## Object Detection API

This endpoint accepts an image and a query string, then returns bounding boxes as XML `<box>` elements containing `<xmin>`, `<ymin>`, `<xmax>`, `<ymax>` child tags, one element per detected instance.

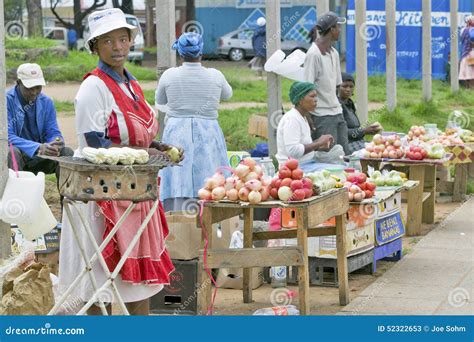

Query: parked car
<box><xmin>77</xmin><ymin>14</ymin><xmax>145</xmax><ymax>65</ymax></box>
<box><xmin>44</xmin><ymin>27</ymin><xmax>68</xmax><ymax>47</ymax></box>
<box><xmin>217</xmin><ymin>28</ymin><xmax>311</xmax><ymax>62</ymax></box>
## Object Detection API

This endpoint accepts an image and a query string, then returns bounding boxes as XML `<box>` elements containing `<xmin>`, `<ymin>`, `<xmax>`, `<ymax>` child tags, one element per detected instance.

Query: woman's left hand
<box><xmin>149</xmin><ymin>141</ymin><xmax>184</xmax><ymax>162</ymax></box>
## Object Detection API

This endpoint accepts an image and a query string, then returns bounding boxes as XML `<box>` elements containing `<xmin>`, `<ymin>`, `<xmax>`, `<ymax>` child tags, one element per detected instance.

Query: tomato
<box><xmin>366</xmin><ymin>182</ymin><xmax>376</xmax><ymax>191</ymax></box>
<box><xmin>358</xmin><ymin>182</ymin><xmax>367</xmax><ymax>190</ymax></box>
<box><xmin>356</xmin><ymin>173</ymin><xmax>367</xmax><ymax>184</ymax></box>
<box><xmin>364</xmin><ymin>190</ymin><xmax>372</xmax><ymax>198</ymax></box>
<box><xmin>413</xmin><ymin>152</ymin><xmax>422</xmax><ymax>160</ymax></box>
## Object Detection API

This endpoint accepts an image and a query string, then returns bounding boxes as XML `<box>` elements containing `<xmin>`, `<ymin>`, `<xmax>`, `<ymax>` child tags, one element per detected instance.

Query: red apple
<box><xmin>364</xmin><ymin>190</ymin><xmax>373</xmax><ymax>198</ymax></box>
<box><xmin>281</xmin><ymin>178</ymin><xmax>292</xmax><ymax>188</ymax></box>
<box><xmin>279</xmin><ymin>166</ymin><xmax>292</xmax><ymax>179</ymax></box>
<box><xmin>284</xmin><ymin>159</ymin><xmax>299</xmax><ymax>170</ymax></box>
<box><xmin>366</xmin><ymin>182</ymin><xmax>376</xmax><ymax>191</ymax></box>
<box><xmin>292</xmin><ymin>189</ymin><xmax>306</xmax><ymax>201</ymax></box>
<box><xmin>301</xmin><ymin>178</ymin><xmax>313</xmax><ymax>189</ymax></box>
<box><xmin>291</xmin><ymin>168</ymin><xmax>304</xmax><ymax>180</ymax></box>
<box><xmin>346</xmin><ymin>174</ymin><xmax>357</xmax><ymax>183</ymax></box>
<box><xmin>304</xmin><ymin>188</ymin><xmax>313</xmax><ymax>198</ymax></box>
<box><xmin>290</xmin><ymin>180</ymin><xmax>304</xmax><ymax>191</ymax></box>
<box><xmin>359</xmin><ymin>182</ymin><xmax>367</xmax><ymax>191</ymax></box>
<box><xmin>413</xmin><ymin>152</ymin><xmax>422</xmax><ymax>160</ymax></box>
<box><xmin>270</xmin><ymin>187</ymin><xmax>279</xmax><ymax>199</ymax></box>
<box><xmin>356</xmin><ymin>173</ymin><xmax>367</xmax><ymax>184</ymax></box>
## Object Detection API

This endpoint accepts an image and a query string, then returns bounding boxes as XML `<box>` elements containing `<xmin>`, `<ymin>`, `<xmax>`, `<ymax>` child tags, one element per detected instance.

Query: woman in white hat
<box><xmin>59</xmin><ymin>8</ymin><xmax>177</xmax><ymax>315</ymax></box>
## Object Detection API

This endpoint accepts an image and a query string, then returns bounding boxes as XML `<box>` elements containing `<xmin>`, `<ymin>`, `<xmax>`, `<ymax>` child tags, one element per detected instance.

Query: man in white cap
<box><xmin>304</xmin><ymin>11</ymin><xmax>349</xmax><ymax>155</ymax></box>
<box><xmin>7</xmin><ymin>63</ymin><xmax>73</xmax><ymax>177</ymax></box>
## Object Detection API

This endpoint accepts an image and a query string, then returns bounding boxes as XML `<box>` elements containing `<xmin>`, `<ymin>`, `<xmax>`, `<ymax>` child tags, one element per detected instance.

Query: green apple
<box><xmin>166</xmin><ymin>147</ymin><xmax>180</xmax><ymax>163</ymax></box>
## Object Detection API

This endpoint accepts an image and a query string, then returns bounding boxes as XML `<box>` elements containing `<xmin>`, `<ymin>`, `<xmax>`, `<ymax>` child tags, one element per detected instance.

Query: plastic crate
<box><xmin>150</xmin><ymin>259</ymin><xmax>198</xmax><ymax>315</ymax></box>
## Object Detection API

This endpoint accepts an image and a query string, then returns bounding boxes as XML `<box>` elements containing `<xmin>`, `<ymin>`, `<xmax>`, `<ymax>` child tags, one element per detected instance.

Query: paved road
<box><xmin>339</xmin><ymin>197</ymin><xmax>474</xmax><ymax>315</ymax></box>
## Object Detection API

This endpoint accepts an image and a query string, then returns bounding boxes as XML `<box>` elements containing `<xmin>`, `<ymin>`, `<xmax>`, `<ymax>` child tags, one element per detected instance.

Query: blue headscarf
<box><xmin>172</xmin><ymin>32</ymin><xmax>204</xmax><ymax>58</ymax></box>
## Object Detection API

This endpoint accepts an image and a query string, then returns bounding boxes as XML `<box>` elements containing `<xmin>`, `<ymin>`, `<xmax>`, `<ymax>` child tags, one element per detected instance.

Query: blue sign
<box><xmin>346</xmin><ymin>0</ymin><xmax>474</xmax><ymax>80</ymax></box>
<box><xmin>236</xmin><ymin>0</ymin><xmax>292</xmax><ymax>9</ymax></box>
<box><xmin>375</xmin><ymin>210</ymin><xmax>405</xmax><ymax>245</ymax></box>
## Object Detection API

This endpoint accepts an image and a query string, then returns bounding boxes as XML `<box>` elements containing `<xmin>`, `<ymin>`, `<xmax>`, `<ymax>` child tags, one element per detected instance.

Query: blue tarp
<box><xmin>346</xmin><ymin>0</ymin><xmax>473</xmax><ymax>80</ymax></box>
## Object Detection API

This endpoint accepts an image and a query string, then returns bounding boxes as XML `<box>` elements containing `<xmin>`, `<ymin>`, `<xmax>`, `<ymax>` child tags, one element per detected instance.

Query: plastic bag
<box><xmin>314</xmin><ymin>144</ymin><xmax>346</xmax><ymax>164</ymax></box>
<box><xmin>0</xmin><ymin>262</ymin><xmax>54</xmax><ymax>315</ymax></box>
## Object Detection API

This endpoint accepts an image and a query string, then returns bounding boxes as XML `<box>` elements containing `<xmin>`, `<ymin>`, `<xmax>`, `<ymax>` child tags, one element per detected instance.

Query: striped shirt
<box><xmin>155</xmin><ymin>62</ymin><xmax>232</xmax><ymax>119</ymax></box>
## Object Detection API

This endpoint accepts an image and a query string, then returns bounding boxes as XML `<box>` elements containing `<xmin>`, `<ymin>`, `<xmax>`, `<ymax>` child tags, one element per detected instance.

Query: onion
<box><xmin>238</xmin><ymin>187</ymin><xmax>249</xmax><ymax>201</ymax></box>
<box><xmin>212</xmin><ymin>172</ymin><xmax>226</xmax><ymax>186</ymax></box>
<box><xmin>259</xmin><ymin>187</ymin><xmax>269</xmax><ymax>201</ymax></box>
<box><xmin>354</xmin><ymin>192</ymin><xmax>364</xmax><ymax>201</ymax></box>
<box><xmin>241</xmin><ymin>157</ymin><xmax>257</xmax><ymax>169</ymax></box>
<box><xmin>204</xmin><ymin>177</ymin><xmax>218</xmax><ymax>190</ymax></box>
<box><xmin>349</xmin><ymin>185</ymin><xmax>361</xmax><ymax>194</ymax></box>
<box><xmin>348</xmin><ymin>192</ymin><xmax>354</xmax><ymax>201</ymax></box>
<box><xmin>234</xmin><ymin>164</ymin><xmax>250</xmax><ymax>178</ymax></box>
<box><xmin>244</xmin><ymin>172</ymin><xmax>259</xmax><ymax>182</ymax></box>
<box><xmin>224</xmin><ymin>177</ymin><xmax>236</xmax><ymax>191</ymax></box>
<box><xmin>253</xmin><ymin>165</ymin><xmax>263</xmax><ymax>176</ymax></box>
<box><xmin>261</xmin><ymin>176</ymin><xmax>272</xmax><ymax>187</ymax></box>
<box><xmin>211</xmin><ymin>187</ymin><xmax>226</xmax><ymax>201</ymax></box>
<box><xmin>226</xmin><ymin>188</ymin><xmax>239</xmax><ymax>201</ymax></box>
<box><xmin>248</xmin><ymin>190</ymin><xmax>262</xmax><ymax>204</ymax></box>
<box><xmin>198</xmin><ymin>188</ymin><xmax>212</xmax><ymax>200</ymax></box>
<box><xmin>277</xmin><ymin>186</ymin><xmax>292</xmax><ymax>201</ymax></box>
<box><xmin>245</xmin><ymin>180</ymin><xmax>262</xmax><ymax>191</ymax></box>
<box><xmin>235</xmin><ymin>180</ymin><xmax>244</xmax><ymax>190</ymax></box>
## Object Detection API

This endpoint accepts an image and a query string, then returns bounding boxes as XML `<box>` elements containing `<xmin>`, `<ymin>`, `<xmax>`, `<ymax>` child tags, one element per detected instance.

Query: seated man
<box><xmin>7</xmin><ymin>63</ymin><xmax>73</xmax><ymax>181</ymax></box>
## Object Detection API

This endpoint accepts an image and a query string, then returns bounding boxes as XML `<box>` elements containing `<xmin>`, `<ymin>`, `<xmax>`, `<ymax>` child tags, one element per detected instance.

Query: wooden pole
<box><xmin>266</xmin><ymin>0</ymin><xmax>282</xmax><ymax>157</ymax></box>
<box><xmin>156</xmin><ymin>0</ymin><xmax>176</xmax><ymax>137</ymax></box>
<box><xmin>450</xmin><ymin>0</ymin><xmax>459</xmax><ymax>92</ymax></box>
<box><xmin>355</xmin><ymin>0</ymin><xmax>368</xmax><ymax>124</ymax></box>
<box><xmin>386</xmin><ymin>0</ymin><xmax>397</xmax><ymax>111</ymax></box>
<box><xmin>422</xmin><ymin>0</ymin><xmax>432</xmax><ymax>101</ymax></box>
<box><xmin>0</xmin><ymin>0</ymin><xmax>11</xmax><ymax>259</ymax></box>
<box><xmin>145</xmin><ymin>0</ymin><xmax>154</xmax><ymax>48</ymax></box>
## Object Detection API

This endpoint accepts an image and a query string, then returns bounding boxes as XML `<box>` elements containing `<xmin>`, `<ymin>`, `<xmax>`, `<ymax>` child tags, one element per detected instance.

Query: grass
<box><xmin>218</xmin><ymin>107</ymin><xmax>264</xmax><ymax>151</ymax></box>
<box><xmin>5</xmin><ymin>37</ymin><xmax>56</xmax><ymax>49</ymax></box>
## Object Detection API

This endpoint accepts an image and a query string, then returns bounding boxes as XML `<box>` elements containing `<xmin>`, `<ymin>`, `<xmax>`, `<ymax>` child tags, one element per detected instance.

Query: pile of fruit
<box><xmin>363</xmin><ymin>134</ymin><xmax>404</xmax><ymax>159</ymax></box>
<box><xmin>306</xmin><ymin>170</ymin><xmax>338</xmax><ymax>192</ymax></box>
<box><xmin>344</xmin><ymin>172</ymin><xmax>377</xmax><ymax>201</ymax></box>
<box><xmin>460</xmin><ymin>129</ymin><xmax>474</xmax><ymax>143</ymax></box>
<box><xmin>367</xmin><ymin>170</ymin><xmax>406</xmax><ymax>187</ymax></box>
<box><xmin>268</xmin><ymin>159</ymin><xmax>315</xmax><ymax>201</ymax></box>
<box><xmin>405</xmin><ymin>145</ymin><xmax>428</xmax><ymax>160</ymax></box>
<box><xmin>198</xmin><ymin>158</ymin><xmax>271</xmax><ymax>204</ymax></box>
<box><xmin>433</xmin><ymin>133</ymin><xmax>464</xmax><ymax>146</ymax></box>
<box><xmin>407</xmin><ymin>125</ymin><xmax>429</xmax><ymax>142</ymax></box>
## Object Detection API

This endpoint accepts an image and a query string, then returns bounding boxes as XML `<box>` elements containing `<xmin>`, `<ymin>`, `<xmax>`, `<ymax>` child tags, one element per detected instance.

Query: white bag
<box><xmin>0</xmin><ymin>170</ymin><xmax>45</xmax><ymax>224</ymax></box>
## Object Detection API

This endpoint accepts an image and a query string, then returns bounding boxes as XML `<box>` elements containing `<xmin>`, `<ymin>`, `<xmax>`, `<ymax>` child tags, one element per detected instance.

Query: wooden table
<box><xmin>197</xmin><ymin>188</ymin><xmax>350</xmax><ymax>315</ymax></box>
<box><xmin>438</xmin><ymin>143</ymin><xmax>474</xmax><ymax>201</ymax></box>
<box><xmin>360</xmin><ymin>158</ymin><xmax>447</xmax><ymax>236</ymax></box>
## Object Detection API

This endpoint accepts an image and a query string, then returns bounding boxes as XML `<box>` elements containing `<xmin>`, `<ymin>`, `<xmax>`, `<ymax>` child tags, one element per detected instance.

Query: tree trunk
<box><xmin>73</xmin><ymin>0</ymin><xmax>82</xmax><ymax>37</ymax></box>
<box><xmin>26</xmin><ymin>0</ymin><xmax>43</xmax><ymax>37</ymax></box>
<box><xmin>145</xmin><ymin>0</ymin><xmax>154</xmax><ymax>47</ymax></box>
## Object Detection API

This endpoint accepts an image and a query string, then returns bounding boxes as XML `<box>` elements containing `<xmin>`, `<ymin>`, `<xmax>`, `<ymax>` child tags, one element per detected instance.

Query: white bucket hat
<box><xmin>86</xmin><ymin>8</ymin><xmax>138</xmax><ymax>53</ymax></box>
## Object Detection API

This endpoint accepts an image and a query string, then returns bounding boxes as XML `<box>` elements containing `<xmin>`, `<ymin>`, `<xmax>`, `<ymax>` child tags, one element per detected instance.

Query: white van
<box><xmin>78</xmin><ymin>14</ymin><xmax>145</xmax><ymax>65</ymax></box>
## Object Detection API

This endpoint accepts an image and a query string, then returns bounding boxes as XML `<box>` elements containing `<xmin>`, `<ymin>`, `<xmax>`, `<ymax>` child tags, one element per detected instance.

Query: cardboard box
<box><xmin>248</xmin><ymin>114</ymin><xmax>268</xmax><ymax>139</ymax></box>
<box><xmin>216</xmin><ymin>267</ymin><xmax>264</xmax><ymax>290</ymax></box>
<box><xmin>165</xmin><ymin>212</ymin><xmax>240</xmax><ymax>260</ymax></box>
<box><xmin>308</xmin><ymin>222</ymin><xmax>375</xmax><ymax>259</ymax></box>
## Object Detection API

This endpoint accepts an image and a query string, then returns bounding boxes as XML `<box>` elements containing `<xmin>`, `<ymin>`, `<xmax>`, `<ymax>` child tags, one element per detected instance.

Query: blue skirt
<box><xmin>159</xmin><ymin>117</ymin><xmax>229</xmax><ymax>203</ymax></box>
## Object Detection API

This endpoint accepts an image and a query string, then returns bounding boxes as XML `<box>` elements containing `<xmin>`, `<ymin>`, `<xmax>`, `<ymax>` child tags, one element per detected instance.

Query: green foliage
<box><xmin>217</xmin><ymin>107</ymin><xmax>264</xmax><ymax>151</ymax></box>
<box><xmin>6</xmin><ymin>37</ymin><xmax>57</xmax><ymax>49</ymax></box>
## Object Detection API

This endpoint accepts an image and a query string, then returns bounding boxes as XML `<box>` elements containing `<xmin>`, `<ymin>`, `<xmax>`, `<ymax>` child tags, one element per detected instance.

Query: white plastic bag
<box><xmin>314</xmin><ymin>144</ymin><xmax>346</xmax><ymax>164</ymax></box>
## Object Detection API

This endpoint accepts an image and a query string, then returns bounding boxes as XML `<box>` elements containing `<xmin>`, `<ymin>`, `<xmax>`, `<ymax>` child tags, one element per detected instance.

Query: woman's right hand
<box><xmin>364</xmin><ymin>125</ymin><xmax>382</xmax><ymax>135</ymax></box>
<box><xmin>314</xmin><ymin>134</ymin><xmax>334</xmax><ymax>151</ymax></box>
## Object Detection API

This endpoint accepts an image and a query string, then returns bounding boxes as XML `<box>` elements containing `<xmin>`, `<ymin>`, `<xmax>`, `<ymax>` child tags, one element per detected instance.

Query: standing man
<box><xmin>7</xmin><ymin>63</ymin><xmax>73</xmax><ymax>181</ymax></box>
<box><xmin>67</xmin><ymin>28</ymin><xmax>78</xmax><ymax>50</ymax></box>
<box><xmin>248</xmin><ymin>17</ymin><xmax>267</xmax><ymax>78</ymax></box>
<box><xmin>303</xmin><ymin>11</ymin><xmax>349</xmax><ymax>154</ymax></box>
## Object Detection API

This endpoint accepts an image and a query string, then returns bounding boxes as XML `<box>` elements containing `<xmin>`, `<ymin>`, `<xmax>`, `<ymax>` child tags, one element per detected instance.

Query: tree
<box><xmin>50</xmin><ymin>0</ymin><xmax>107</xmax><ymax>37</ymax></box>
<box><xmin>112</xmin><ymin>0</ymin><xmax>134</xmax><ymax>15</ymax></box>
<box><xmin>26</xmin><ymin>0</ymin><xmax>43</xmax><ymax>37</ymax></box>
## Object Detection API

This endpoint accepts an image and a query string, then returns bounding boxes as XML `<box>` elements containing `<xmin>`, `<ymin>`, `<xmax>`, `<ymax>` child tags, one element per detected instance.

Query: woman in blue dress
<box><xmin>156</xmin><ymin>32</ymin><xmax>233</xmax><ymax>211</ymax></box>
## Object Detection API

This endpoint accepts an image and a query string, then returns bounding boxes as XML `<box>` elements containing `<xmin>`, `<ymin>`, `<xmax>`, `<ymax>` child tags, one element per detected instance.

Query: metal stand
<box><xmin>48</xmin><ymin>198</ymin><xmax>160</xmax><ymax>315</ymax></box>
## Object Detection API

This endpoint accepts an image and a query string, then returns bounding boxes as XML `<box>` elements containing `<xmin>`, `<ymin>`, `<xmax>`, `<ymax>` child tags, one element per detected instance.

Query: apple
<box><xmin>364</xmin><ymin>190</ymin><xmax>373</xmax><ymax>198</ymax></box>
<box><xmin>366</xmin><ymin>182</ymin><xmax>376</xmax><ymax>191</ymax></box>
<box><xmin>292</xmin><ymin>189</ymin><xmax>306</xmax><ymax>201</ymax></box>
<box><xmin>292</xmin><ymin>168</ymin><xmax>304</xmax><ymax>180</ymax></box>
<box><xmin>413</xmin><ymin>152</ymin><xmax>422</xmax><ymax>160</ymax></box>
<box><xmin>290</xmin><ymin>180</ymin><xmax>304</xmax><ymax>191</ymax></box>
<box><xmin>388</xmin><ymin>150</ymin><xmax>398</xmax><ymax>159</ymax></box>
<box><xmin>281</xmin><ymin>178</ymin><xmax>292</xmax><ymax>188</ymax></box>
<box><xmin>285</xmin><ymin>158</ymin><xmax>299</xmax><ymax>170</ymax></box>
<box><xmin>301</xmin><ymin>178</ymin><xmax>313</xmax><ymax>189</ymax></box>
<box><xmin>270</xmin><ymin>187</ymin><xmax>279</xmax><ymax>199</ymax></box>
<box><xmin>304</xmin><ymin>188</ymin><xmax>313</xmax><ymax>198</ymax></box>
<box><xmin>357</xmin><ymin>173</ymin><xmax>367</xmax><ymax>184</ymax></box>
<box><xmin>279</xmin><ymin>166</ymin><xmax>292</xmax><ymax>179</ymax></box>
<box><xmin>373</xmin><ymin>134</ymin><xmax>384</xmax><ymax>145</ymax></box>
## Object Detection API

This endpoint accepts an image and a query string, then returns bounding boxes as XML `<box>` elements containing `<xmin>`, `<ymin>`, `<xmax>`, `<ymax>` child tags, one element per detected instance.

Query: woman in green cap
<box><xmin>276</xmin><ymin>81</ymin><xmax>336</xmax><ymax>172</ymax></box>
